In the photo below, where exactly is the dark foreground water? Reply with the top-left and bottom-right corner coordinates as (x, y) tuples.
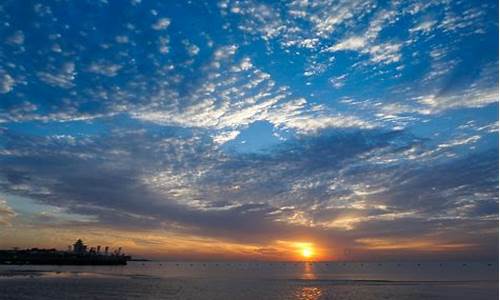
(0, 261), (498, 299)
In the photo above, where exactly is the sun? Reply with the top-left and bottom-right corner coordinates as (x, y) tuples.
(301, 246), (314, 259)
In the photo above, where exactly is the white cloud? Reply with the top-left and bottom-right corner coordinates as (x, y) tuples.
(131, 45), (372, 141)
(368, 42), (402, 64)
(0, 199), (16, 226)
(327, 36), (366, 51)
(239, 57), (253, 71)
(476, 122), (499, 133)
(272, 114), (373, 134)
(158, 37), (170, 54)
(182, 40), (200, 57)
(308, 0), (375, 38)
(213, 44), (238, 61)
(152, 18), (171, 30)
(422, 59), (459, 83)
(327, 39), (402, 65)
(7, 30), (24, 45)
(0, 72), (15, 93)
(0, 101), (115, 124)
(37, 62), (76, 89)
(298, 38), (319, 48)
(329, 74), (347, 89)
(439, 8), (486, 34)
(417, 87), (498, 113)
(437, 135), (481, 149)
(221, 0), (375, 51)
(303, 60), (328, 77)
(429, 48), (447, 59)
(212, 130), (240, 144)
(115, 35), (129, 43)
(325, 9), (402, 65)
(88, 62), (122, 77)
(409, 20), (437, 34)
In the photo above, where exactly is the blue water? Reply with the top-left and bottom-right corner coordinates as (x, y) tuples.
(0, 261), (498, 299)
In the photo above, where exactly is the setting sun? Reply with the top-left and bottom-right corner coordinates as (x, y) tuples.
(301, 246), (314, 259)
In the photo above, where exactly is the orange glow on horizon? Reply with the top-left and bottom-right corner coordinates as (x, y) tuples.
(287, 241), (316, 260)
(3, 225), (477, 261)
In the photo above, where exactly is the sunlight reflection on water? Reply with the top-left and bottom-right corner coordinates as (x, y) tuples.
(301, 262), (316, 280)
(296, 287), (323, 300)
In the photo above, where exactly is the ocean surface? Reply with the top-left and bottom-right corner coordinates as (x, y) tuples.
(0, 261), (498, 299)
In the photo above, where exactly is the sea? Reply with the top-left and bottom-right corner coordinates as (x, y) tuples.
(0, 261), (498, 299)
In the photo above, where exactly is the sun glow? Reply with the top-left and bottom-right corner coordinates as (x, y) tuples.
(301, 246), (314, 259)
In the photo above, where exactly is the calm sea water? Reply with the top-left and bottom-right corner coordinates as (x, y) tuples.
(0, 261), (498, 299)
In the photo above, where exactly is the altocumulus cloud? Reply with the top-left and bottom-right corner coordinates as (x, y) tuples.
(0, 0), (497, 259)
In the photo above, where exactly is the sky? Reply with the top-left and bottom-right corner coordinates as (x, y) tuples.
(0, 0), (498, 261)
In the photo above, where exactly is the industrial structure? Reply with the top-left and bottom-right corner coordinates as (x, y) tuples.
(0, 239), (131, 265)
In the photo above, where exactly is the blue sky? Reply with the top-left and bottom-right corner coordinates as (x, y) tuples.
(0, 0), (498, 260)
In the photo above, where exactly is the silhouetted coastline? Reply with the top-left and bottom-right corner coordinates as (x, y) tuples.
(0, 239), (131, 265)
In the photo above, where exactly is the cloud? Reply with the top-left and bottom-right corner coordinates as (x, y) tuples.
(439, 7), (487, 34)
(187, 44), (200, 56)
(344, 60), (498, 119)
(409, 20), (437, 34)
(329, 74), (347, 89)
(328, 37), (366, 51)
(37, 62), (76, 89)
(6, 30), (24, 46)
(416, 86), (498, 114)
(0, 72), (15, 94)
(0, 116), (497, 259)
(130, 45), (372, 139)
(0, 200), (16, 225)
(325, 9), (402, 65)
(0, 0), (496, 260)
(212, 130), (240, 144)
(366, 42), (402, 64)
(218, 0), (383, 76)
(327, 39), (402, 65)
(152, 18), (171, 30)
(87, 61), (122, 77)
